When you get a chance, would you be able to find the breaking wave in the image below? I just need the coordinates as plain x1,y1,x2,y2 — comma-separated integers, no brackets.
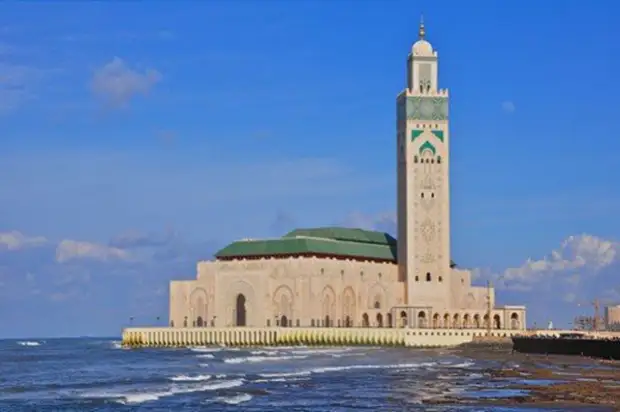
214,393,252,405
82,379,244,405
223,354,308,364
169,374,212,382
16,341,42,347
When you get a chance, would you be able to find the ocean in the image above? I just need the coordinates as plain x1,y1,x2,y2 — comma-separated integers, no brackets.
0,338,608,411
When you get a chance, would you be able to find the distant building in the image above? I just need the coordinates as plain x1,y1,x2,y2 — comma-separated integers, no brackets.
605,305,620,330
168,20,527,331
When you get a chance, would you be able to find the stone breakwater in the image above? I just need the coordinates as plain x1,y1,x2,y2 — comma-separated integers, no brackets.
121,326,523,348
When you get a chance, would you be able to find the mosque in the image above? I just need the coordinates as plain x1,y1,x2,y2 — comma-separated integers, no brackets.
168,22,527,332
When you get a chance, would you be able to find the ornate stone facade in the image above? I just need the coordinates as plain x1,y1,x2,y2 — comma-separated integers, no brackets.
168,21,527,332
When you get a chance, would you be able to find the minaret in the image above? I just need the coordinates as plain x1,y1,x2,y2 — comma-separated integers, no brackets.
396,18,451,311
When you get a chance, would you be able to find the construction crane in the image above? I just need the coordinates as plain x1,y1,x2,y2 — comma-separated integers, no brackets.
574,299,602,331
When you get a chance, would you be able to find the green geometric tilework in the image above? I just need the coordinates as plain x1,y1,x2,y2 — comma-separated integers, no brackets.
431,130,444,142
406,97,448,121
419,141,436,155
411,130,424,141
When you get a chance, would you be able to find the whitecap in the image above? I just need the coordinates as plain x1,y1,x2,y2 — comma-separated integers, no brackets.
17,341,41,347
250,350,280,356
310,361,437,374
446,361,474,368
190,347,222,353
215,393,252,405
223,355,308,364
291,347,352,356
170,374,212,382
258,371,312,378
254,377,309,383
110,341,122,349
82,379,244,405
197,354,214,359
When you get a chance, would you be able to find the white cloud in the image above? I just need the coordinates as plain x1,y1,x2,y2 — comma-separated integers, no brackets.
501,100,515,113
492,234,616,290
55,239,133,263
91,57,161,107
0,231,47,250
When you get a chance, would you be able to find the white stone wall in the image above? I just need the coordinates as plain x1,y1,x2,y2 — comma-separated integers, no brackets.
169,256,527,331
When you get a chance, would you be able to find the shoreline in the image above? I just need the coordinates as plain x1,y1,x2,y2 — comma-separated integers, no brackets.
425,346,620,410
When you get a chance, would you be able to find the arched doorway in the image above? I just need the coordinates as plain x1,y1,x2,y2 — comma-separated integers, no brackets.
196,316,204,327
493,314,501,329
362,313,370,327
387,313,393,328
473,314,481,328
376,313,384,327
463,314,470,328
345,315,352,327
324,315,331,327
400,310,408,328
483,314,490,328
510,313,520,329
417,311,426,328
280,315,289,327
443,313,450,328
235,294,247,326
432,313,440,328
452,314,460,328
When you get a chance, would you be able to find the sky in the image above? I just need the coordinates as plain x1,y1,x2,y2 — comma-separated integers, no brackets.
1,0,619,338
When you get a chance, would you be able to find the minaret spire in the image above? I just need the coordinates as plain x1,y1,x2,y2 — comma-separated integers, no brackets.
418,15,426,40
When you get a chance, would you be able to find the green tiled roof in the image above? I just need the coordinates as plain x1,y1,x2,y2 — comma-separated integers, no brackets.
214,226,457,267
215,227,396,262
283,227,396,246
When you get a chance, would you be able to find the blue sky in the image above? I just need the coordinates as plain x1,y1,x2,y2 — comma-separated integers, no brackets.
1,1,619,337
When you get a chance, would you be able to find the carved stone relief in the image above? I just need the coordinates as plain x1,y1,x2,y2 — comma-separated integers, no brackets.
419,218,436,243
420,252,436,263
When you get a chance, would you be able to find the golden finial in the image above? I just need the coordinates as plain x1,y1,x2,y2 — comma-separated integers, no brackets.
419,15,426,39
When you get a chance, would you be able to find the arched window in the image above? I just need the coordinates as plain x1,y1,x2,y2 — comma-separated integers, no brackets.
426,272,431,281
437,156,442,164
414,155,418,163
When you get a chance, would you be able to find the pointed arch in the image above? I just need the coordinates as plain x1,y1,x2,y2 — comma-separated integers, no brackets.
367,282,387,310
417,311,426,328
342,286,356,327
510,313,520,330
235,294,246,326
493,314,501,329
462,313,470,328
227,280,256,327
190,287,208,327
272,285,294,325
322,285,336,327
432,313,440,328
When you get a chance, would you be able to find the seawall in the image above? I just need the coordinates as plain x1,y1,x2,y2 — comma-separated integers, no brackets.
121,327,524,348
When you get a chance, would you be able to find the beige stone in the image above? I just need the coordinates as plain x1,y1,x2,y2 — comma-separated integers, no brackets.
166,21,526,334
